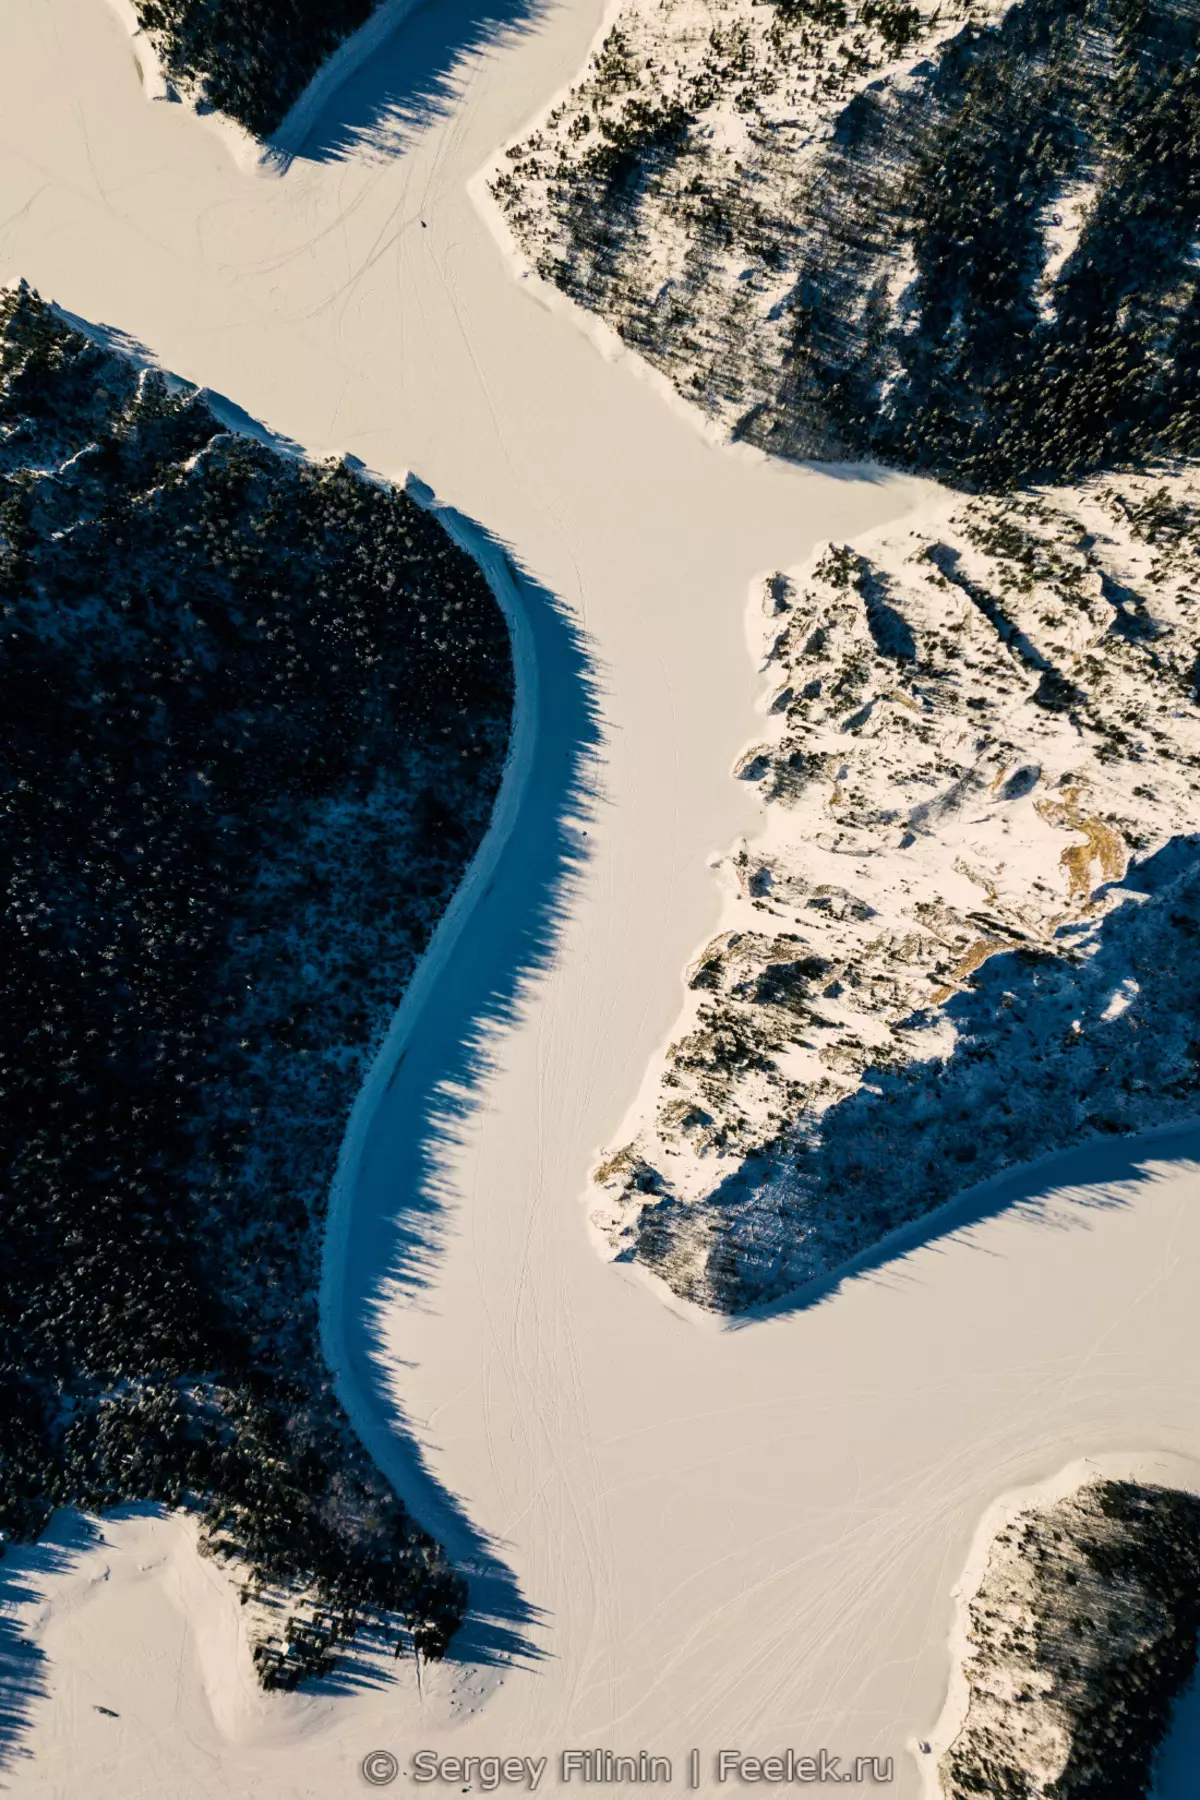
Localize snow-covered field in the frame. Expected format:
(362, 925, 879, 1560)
(3, 0, 1200, 1795)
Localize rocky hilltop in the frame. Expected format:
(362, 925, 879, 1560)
(942, 1479, 1200, 1800)
(594, 471, 1200, 1309)
(0, 283, 513, 1682)
(495, 0, 1200, 490)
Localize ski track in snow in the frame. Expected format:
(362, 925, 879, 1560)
(3, 0, 1200, 1795)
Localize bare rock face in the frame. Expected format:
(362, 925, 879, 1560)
(942, 1479, 1200, 1800)
(494, 0, 1200, 490)
(592, 470, 1200, 1310)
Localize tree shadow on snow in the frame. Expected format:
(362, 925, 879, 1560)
(12, 297, 593, 1681)
(711, 834, 1200, 1326)
(323, 516, 602, 1672)
(292, 0, 548, 167)
(0, 1514, 102, 1774)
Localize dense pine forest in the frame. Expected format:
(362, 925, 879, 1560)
(0, 282, 514, 1683)
(133, 0, 383, 136)
(497, 0, 1200, 491)
(780, 0, 1200, 487)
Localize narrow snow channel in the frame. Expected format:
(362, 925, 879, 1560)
(4, 1, 1200, 1795)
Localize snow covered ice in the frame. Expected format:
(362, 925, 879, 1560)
(4, 0, 1200, 1796)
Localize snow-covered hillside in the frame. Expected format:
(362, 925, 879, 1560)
(494, 0, 1200, 488)
(595, 468, 1200, 1309)
(494, 0, 1200, 1311)
(941, 1478, 1200, 1799)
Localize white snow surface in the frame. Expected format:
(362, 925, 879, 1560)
(3, 1, 1200, 1796)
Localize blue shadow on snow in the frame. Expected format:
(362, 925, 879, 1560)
(706, 834, 1200, 1324)
(327, 515, 603, 1672)
(294, 0, 547, 166)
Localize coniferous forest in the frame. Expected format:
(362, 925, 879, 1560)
(497, 0, 1200, 493)
(134, 0, 383, 136)
(0, 283, 514, 1682)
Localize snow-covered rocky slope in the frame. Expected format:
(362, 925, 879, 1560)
(497, 0, 1200, 1312)
(0, 283, 513, 1683)
(594, 469, 1200, 1309)
(493, 0, 1200, 488)
(941, 1478, 1200, 1799)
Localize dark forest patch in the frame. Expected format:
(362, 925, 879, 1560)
(0, 283, 514, 1684)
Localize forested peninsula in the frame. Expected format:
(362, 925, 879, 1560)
(944, 1480, 1200, 1800)
(0, 283, 514, 1684)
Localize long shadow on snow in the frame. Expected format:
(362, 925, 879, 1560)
(0, 1505, 402, 1742)
(326, 521, 602, 1670)
(705, 835, 1200, 1325)
(294, 0, 546, 166)
(0, 1513, 101, 1774)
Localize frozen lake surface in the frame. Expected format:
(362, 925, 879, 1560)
(3, 0, 1200, 1793)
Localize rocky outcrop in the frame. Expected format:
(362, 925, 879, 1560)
(593, 469, 1200, 1309)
